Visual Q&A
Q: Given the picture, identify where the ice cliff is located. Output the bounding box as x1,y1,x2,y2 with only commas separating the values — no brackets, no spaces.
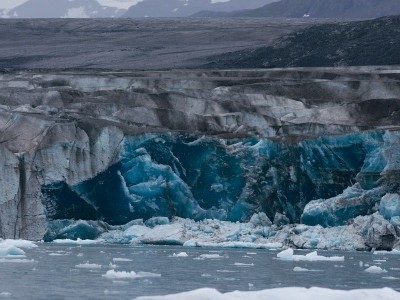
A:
1,67,400,250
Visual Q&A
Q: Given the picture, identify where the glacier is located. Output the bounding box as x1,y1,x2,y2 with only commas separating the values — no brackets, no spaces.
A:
0,67,399,251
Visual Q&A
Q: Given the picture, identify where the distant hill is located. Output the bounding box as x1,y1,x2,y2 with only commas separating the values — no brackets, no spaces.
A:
203,15,400,69
2,0,125,18
123,0,276,18
194,0,400,19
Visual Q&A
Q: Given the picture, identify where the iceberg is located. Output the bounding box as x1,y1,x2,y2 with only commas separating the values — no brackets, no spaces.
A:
276,249,344,262
0,245,25,257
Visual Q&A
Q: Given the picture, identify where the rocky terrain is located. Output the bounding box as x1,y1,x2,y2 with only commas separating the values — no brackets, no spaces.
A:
0,18,318,70
205,15,400,69
0,67,400,253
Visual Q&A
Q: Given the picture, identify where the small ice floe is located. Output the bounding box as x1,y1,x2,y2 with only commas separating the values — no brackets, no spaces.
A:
247,252,257,255
234,262,254,267
194,254,223,260
102,270,161,280
48,252,69,256
113,258,132,262
365,266,387,274
172,252,188,257
248,283,254,289
216,270,237,273
373,259,387,262
0,245,25,257
0,292,11,297
52,238,99,245
75,263,102,269
293,267,321,272
382,277,399,280
109,263,117,268
277,249,344,262
201,274,212,277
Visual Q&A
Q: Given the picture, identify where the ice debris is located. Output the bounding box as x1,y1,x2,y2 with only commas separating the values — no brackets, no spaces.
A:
365,266,388,273
134,287,400,300
75,263,102,269
102,270,161,280
277,249,344,262
52,238,100,245
172,252,188,257
293,267,320,272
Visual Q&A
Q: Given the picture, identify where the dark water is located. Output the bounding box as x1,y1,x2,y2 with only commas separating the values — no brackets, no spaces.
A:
0,244,400,299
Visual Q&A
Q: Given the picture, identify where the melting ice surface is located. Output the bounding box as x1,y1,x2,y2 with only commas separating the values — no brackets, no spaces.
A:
0,243,399,299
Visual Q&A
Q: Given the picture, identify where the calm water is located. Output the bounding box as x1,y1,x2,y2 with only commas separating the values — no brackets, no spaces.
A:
0,244,400,299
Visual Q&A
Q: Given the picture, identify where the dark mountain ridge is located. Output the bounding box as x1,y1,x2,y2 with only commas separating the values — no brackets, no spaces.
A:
194,0,400,19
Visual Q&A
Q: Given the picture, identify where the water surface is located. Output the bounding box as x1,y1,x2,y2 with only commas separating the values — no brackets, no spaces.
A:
0,244,399,299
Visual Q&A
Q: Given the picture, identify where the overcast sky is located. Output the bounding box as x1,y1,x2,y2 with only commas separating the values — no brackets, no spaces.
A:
0,0,232,10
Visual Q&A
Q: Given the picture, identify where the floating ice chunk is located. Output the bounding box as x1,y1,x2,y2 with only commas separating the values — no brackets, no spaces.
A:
52,238,99,245
293,267,321,272
0,292,11,297
75,263,102,269
113,258,132,262
196,254,224,260
102,270,161,280
234,262,254,266
109,263,117,268
0,239,37,249
383,277,400,280
276,249,344,262
172,252,188,257
365,266,387,273
134,287,400,300
0,245,25,257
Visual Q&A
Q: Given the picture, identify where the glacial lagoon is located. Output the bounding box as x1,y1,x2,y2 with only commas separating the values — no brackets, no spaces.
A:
0,243,400,299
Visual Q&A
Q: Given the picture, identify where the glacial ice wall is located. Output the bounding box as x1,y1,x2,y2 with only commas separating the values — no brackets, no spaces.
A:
0,67,399,241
